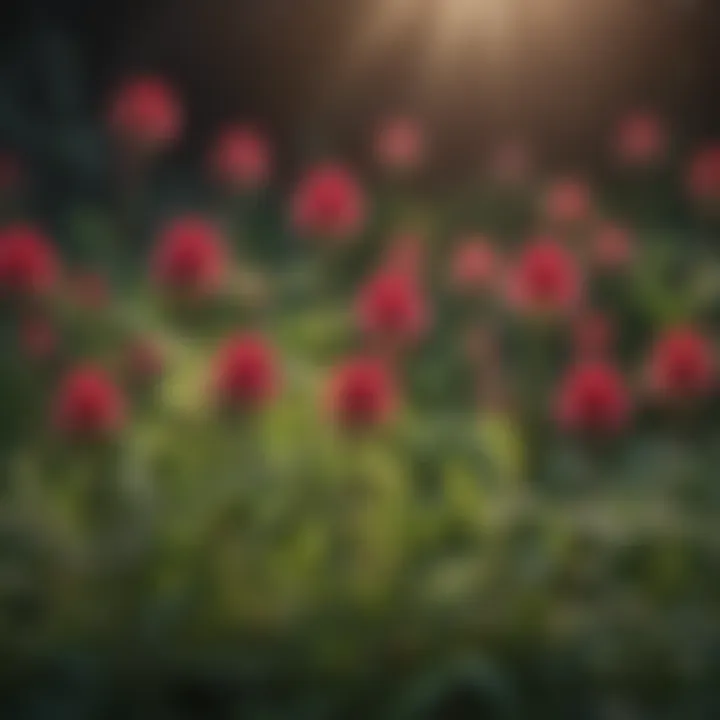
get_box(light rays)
[340,0,523,91]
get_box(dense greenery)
[1,70,720,718]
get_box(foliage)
[0,69,720,718]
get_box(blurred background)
[3,0,720,172]
[1,2,720,719]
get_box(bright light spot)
[337,0,576,92]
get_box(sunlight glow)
[350,0,521,69]
[339,0,572,94]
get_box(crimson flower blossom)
[108,75,183,151]
[211,333,280,412]
[355,270,430,347]
[151,216,229,297]
[326,356,397,430]
[555,361,632,435]
[0,223,59,298]
[647,326,716,401]
[505,237,582,315]
[208,125,273,192]
[52,365,127,440]
[291,163,366,243]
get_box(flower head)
[614,112,667,167]
[151,216,229,297]
[355,270,429,347]
[506,237,582,315]
[326,356,397,430]
[108,75,183,151]
[647,326,715,401]
[208,125,272,192]
[52,365,126,440]
[291,163,366,242]
[449,236,497,294]
[0,223,59,298]
[687,144,720,206]
[555,361,631,435]
[211,333,279,412]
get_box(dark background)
[1,0,720,173]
